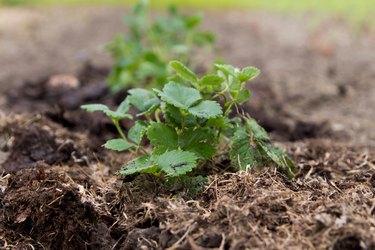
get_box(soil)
[0,6,374,250]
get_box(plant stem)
[113,119,136,154]
[217,128,222,141]
[155,109,161,123]
[137,145,148,155]
[212,88,228,100]
[181,111,186,130]
[113,119,128,142]
[145,114,152,122]
[224,101,234,117]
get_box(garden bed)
[0,7,374,249]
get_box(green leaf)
[178,128,216,159]
[128,88,160,114]
[229,78,242,96]
[105,34,126,59]
[143,51,160,62]
[230,128,265,171]
[81,104,109,113]
[238,67,260,82]
[206,117,233,128]
[128,121,148,144]
[81,104,133,120]
[136,61,165,80]
[192,31,215,46]
[230,123,296,178]
[164,104,197,128]
[171,44,189,55]
[146,123,178,154]
[107,68,133,93]
[103,139,134,152]
[188,100,222,118]
[169,61,198,83]
[255,141,296,179]
[198,75,225,91]
[221,117,243,137]
[154,82,201,109]
[184,14,202,29]
[245,118,269,141]
[235,89,251,104]
[132,0,148,15]
[215,64,237,76]
[156,150,197,177]
[117,98,131,114]
[119,156,159,175]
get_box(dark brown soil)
[2,120,79,171]
[1,140,374,249]
[0,6,374,250]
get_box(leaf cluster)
[82,61,297,181]
[106,0,215,92]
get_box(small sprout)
[106,0,215,92]
[83,60,297,189]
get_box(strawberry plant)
[82,61,297,183]
[106,0,215,92]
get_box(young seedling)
[82,61,297,183]
[106,0,215,92]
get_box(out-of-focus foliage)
[105,0,215,92]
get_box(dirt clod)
[2,121,78,172]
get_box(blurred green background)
[1,0,374,25]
